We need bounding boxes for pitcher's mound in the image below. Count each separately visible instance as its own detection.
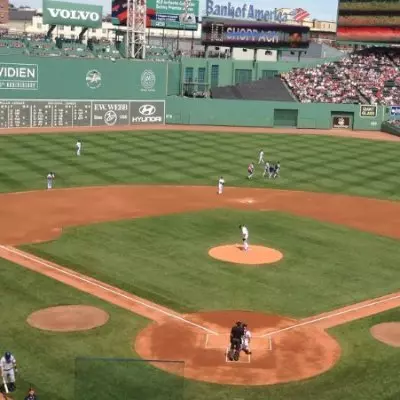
[209,244,283,265]
[370,322,400,347]
[27,305,109,332]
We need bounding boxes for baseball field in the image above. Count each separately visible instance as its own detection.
[0,126,399,400]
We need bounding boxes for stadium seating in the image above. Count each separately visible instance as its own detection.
[26,36,62,57]
[0,33,27,55]
[282,48,400,106]
[145,46,175,62]
[90,39,122,60]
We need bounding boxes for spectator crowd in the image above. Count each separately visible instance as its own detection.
[282,48,400,106]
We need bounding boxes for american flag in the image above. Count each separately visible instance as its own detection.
[291,8,310,22]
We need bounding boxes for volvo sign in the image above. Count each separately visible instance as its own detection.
[43,0,103,28]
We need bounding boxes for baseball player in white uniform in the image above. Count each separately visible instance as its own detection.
[258,150,265,164]
[241,324,252,354]
[47,172,55,190]
[76,140,82,156]
[1,352,17,392]
[263,161,270,178]
[217,176,225,194]
[239,225,249,251]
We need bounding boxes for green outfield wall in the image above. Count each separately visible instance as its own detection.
[0,56,168,99]
[165,97,385,131]
[0,56,386,131]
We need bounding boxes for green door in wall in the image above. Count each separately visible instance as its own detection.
[261,70,279,79]
[273,109,298,127]
[235,69,252,84]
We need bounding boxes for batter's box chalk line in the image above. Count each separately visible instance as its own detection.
[205,333,273,352]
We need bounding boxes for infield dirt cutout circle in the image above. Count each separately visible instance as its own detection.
[134,310,341,385]
[209,245,283,265]
[370,322,400,347]
[27,305,109,332]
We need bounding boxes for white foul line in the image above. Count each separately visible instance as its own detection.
[260,293,400,338]
[0,245,219,335]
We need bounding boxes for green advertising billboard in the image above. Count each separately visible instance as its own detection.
[111,0,199,30]
[147,0,199,29]
[43,0,103,28]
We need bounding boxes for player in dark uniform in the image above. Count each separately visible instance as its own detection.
[228,321,245,361]
[24,388,38,400]
[268,163,275,179]
[273,161,280,179]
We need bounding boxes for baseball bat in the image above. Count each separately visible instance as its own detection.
[2,376,8,394]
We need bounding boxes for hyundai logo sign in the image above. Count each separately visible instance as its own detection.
[139,104,156,116]
[132,102,163,124]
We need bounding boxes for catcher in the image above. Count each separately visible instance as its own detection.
[241,324,252,355]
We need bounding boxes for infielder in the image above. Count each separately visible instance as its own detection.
[47,172,55,190]
[217,176,225,195]
[268,163,275,179]
[76,139,82,156]
[247,163,255,179]
[258,150,265,164]
[239,224,249,251]
[0,352,17,393]
[263,161,270,178]
[241,324,252,355]
[273,161,281,179]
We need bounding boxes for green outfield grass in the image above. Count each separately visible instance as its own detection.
[2,259,398,400]
[22,209,400,317]
[0,130,399,199]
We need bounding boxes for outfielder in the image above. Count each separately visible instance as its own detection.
[0,352,17,393]
[76,140,82,156]
[241,324,252,355]
[239,224,249,251]
[258,150,265,164]
[46,172,55,190]
[217,176,225,195]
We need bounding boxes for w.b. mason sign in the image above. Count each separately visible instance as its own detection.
[43,0,103,28]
